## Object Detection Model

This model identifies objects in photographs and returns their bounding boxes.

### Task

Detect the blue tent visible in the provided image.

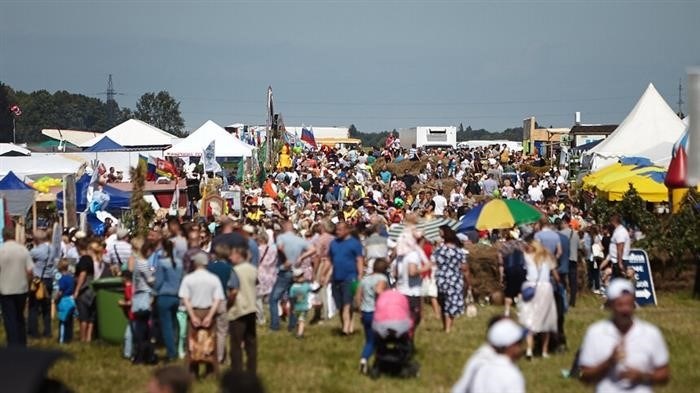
[0,171,35,215]
[85,136,124,152]
[0,171,33,191]
[56,174,131,212]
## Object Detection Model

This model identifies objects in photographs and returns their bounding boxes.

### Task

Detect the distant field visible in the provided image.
[17,292,699,393]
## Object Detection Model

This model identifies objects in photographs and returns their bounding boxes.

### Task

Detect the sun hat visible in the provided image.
[487,318,527,348]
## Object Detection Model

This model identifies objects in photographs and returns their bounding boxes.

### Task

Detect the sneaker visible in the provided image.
[542,352,550,359]
[359,358,368,375]
[560,369,571,379]
[525,349,533,361]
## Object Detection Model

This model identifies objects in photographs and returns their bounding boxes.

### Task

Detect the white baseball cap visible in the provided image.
[607,278,635,300]
[487,319,526,348]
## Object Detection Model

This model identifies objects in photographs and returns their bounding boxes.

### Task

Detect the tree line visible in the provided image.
[0,82,186,143]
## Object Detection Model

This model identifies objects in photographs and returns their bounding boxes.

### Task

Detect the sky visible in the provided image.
[1,0,699,133]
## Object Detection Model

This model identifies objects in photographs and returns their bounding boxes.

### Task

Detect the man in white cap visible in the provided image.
[579,278,670,392]
[452,317,526,393]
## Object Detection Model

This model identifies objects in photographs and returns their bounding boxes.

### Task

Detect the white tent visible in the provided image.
[164,120,253,157]
[0,143,31,156]
[0,153,84,179]
[586,83,686,169]
[80,119,179,148]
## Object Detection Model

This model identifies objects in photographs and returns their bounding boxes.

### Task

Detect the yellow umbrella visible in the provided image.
[601,172,668,202]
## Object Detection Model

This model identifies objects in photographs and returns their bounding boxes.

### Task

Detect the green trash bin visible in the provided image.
[93,277,128,345]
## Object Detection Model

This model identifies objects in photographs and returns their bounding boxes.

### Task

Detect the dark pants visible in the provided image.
[59,317,74,344]
[156,295,180,360]
[0,293,28,347]
[132,311,155,364]
[553,284,567,349]
[406,296,422,331]
[269,270,293,331]
[587,259,601,290]
[229,313,257,374]
[568,261,578,307]
[28,279,53,338]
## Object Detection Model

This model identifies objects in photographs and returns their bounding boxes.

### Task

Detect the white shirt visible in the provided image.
[178,269,225,309]
[452,346,525,393]
[609,225,631,262]
[528,185,543,202]
[579,318,669,393]
[396,251,421,297]
[433,195,448,216]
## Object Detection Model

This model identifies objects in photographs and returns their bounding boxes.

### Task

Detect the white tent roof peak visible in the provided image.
[164,120,253,157]
[79,119,179,148]
[587,83,686,168]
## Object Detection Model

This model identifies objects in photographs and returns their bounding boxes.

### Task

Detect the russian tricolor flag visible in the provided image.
[301,127,317,148]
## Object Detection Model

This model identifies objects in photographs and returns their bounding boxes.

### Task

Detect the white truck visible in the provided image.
[398,126,457,149]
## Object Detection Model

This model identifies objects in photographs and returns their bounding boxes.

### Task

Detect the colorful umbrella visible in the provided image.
[387,217,459,242]
[458,199,542,231]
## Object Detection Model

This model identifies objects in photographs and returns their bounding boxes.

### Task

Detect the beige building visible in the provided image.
[522,117,570,159]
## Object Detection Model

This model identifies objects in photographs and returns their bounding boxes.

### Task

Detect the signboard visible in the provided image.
[627,249,657,306]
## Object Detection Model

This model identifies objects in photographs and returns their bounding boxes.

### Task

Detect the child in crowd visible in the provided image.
[118,270,134,359]
[289,268,311,339]
[56,260,76,344]
[354,258,389,374]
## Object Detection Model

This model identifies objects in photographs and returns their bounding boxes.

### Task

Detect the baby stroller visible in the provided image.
[369,290,420,379]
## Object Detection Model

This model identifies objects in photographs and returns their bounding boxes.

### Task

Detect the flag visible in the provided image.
[301,127,317,148]
[9,104,21,116]
[203,140,222,173]
[156,158,177,179]
[267,86,274,126]
[147,156,157,181]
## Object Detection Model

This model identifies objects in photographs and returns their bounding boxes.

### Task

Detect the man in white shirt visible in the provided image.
[609,214,631,278]
[432,189,448,217]
[579,279,670,392]
[179,252,225,372]
[528,180,544,202]
[452,317,526,393]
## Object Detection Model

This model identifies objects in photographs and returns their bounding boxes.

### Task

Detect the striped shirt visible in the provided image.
[107,240,132,268]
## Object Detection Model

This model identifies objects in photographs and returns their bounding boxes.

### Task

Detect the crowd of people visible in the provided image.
[0,140,671,392]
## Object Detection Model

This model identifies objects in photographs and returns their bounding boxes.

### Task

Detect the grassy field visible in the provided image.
[23,292,700,393]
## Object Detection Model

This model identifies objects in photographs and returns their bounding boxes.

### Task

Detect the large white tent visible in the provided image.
[586,83,686,169]
[164,120,253,157]
[80,119,179,148]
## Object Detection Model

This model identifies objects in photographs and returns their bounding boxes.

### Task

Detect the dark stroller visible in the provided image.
[369,290,419,379]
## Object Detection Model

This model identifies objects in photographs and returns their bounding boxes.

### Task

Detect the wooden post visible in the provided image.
[32,196,37,231]
[63,174,77,228]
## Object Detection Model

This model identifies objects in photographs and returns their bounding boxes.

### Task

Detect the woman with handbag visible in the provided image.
[519,239,559,360]
[433,225,470,334]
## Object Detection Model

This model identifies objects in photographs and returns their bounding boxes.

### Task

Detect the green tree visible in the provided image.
[135,91,186,137]
[0,82,17,143]
[124,161,155,238]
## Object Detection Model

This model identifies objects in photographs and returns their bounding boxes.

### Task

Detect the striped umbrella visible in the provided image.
[388,217,460,242]
[458,199,542,232]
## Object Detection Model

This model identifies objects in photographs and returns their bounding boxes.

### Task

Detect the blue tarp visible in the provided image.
[574,139,603,152]
[56,174,131,212]
[85,136,124,152]
[0,171,33,190]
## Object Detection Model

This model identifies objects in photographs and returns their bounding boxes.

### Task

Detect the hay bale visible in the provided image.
[466,244,501,300]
